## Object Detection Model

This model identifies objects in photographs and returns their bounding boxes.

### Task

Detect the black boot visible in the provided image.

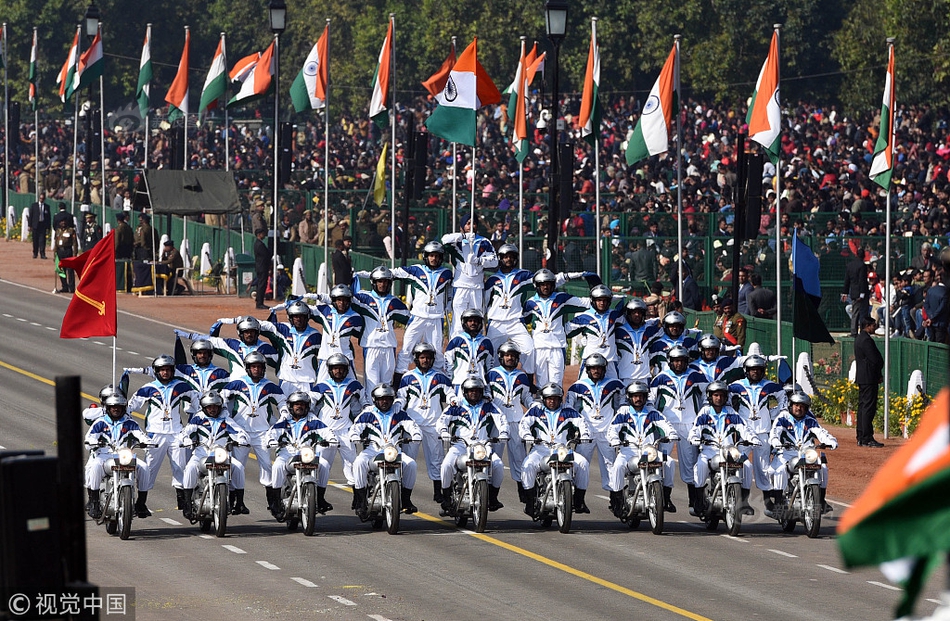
[401,487,417,514]
[271,487,287,522]
[693,486,707,517]
[182,488,195,520]
[353,487,368,518]
[526,373,537,394]
[351,485,359,510]
[517,482,527,503]
[523,486,537,517]
[433,480,444,503]
[764,490,778,518]
[740,488,754,516]
[440,487,454,516]
[87,489,102,520]
[663,486,676,513]
[686,484,696,510]
[176,488,188,511]
[134,491,151,518]
[608,490,624,517]
[317,486,333,513]
[228,490,237,514]
[392,372,404,388]
[233,489,250,515]
[819,487,832,514]
[488,486,504,511]
[574,488,590,514]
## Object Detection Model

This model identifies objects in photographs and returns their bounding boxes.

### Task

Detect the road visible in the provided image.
[0,279,943,621]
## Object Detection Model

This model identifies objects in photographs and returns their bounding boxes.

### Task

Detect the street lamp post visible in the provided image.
[82,2,99,208]
[545,0,568,271]
[269,0,286,303]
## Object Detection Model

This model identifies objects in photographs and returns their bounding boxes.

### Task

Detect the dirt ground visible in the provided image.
[1,234,902,505]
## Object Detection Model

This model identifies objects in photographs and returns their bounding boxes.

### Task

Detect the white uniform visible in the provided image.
[444,331,494,388]
[310,377,364,486]
[484,268,536,374]
[348,406,421,489]
[392,264,454,373]
[768,411,837,491]
[519,403,591,490]
[615,319,660,384]
[486,366,534,483]
[396,368,454,482]
[178,324,279,380]
[351,285,410,394]
[221,376,288,487]
[437,400,508,489]
[179,413,249,489]
[688,406,758,490]
[606,405,678,491]
[258,320,323,393]
[266,413,336,489]
[523,284,590,387]
[441,232,497,335]
[566,377,624,491]
[128,378,199,490]
[730,378,787,491]
[84,414,150,491]
[651,368,707,486]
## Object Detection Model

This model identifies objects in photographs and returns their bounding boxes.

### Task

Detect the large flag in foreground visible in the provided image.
[790,235,835,344]
[199,34,227,116]
[59,231,117,338]
[578,23,601,147]
[136,25,152,120]
[165,28,190,121]
[746,30,781,163]
[290,25,329,113]
[626,43,678,165]
[870,45,896,190]
[838,388,950,618]
[228,41,275,107]
[369,19,393,129]
[425,37,501,147]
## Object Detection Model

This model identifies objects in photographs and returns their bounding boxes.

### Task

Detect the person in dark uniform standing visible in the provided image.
[114,212,135,292]
[853,317,884,447]
[28,192,52,259]
[842,246,869,337]
[254,229,271,310]
[332,236,353,286]
[81,212,103,252]
[54,217,79,293]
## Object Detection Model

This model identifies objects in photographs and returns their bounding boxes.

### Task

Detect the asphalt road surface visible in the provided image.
[0,280,944,621]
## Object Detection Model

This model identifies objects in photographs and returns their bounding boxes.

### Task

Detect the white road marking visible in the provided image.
[328,595,357,606]
[867,581,901,591]
[368,615,393,621]
[827,499,852,508]
[222,545,246,554]
[0,445,5,450]
[2,314,12,317]
[595,494,609,501]
[127,351,139,356]
[93,341,105,345]
[817,564,849,574]
[291,577,318,588]
[927,599,942,605]
[30,322,40,326]
[45,326,55,330]
[159,517,182,526]
[198,534,214,539]
[256,561,280,571]
[768,549,797,558]
[16,317,26,322]
[720,534,748,543]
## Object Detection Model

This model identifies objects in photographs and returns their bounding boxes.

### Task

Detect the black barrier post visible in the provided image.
[55,376,87,585]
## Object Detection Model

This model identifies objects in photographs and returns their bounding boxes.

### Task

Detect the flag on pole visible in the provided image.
[28,29,38,111]
[228,40,275,108]
[511,44,529,163]
[165,28,190,121]
[57,29,80,102]
[199,34,227,116]
[790,235,835,344]
[578,24,601,147]
[837,388,950,618]
[59,231,117,338]
[421,45,456,99]
[425,37,501,147]
[625,42,678,166]
[136,25,152,119]
[290,25,329,113]
[504,44,526,125]
[75,24,104,92]
[229,52,260,82]
[526,45,546,86]
[369,19,393,129]
[374,143,388,206]
[746,31,781,163]
[870,45,896,190]
[0,25,5,69]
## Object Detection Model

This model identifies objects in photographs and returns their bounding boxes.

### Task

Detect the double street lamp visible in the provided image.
[545,0,568,270]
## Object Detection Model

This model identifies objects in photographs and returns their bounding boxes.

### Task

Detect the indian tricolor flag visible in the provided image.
[290,25,329,113]
[165,27,190,121]
[75,24,104,92]
[625,41,678,166]
[421,42,455,99]
[578,20,601,147]
[28,28,37,111]
[837,388,950,618]
[57,28,80,103]
[199,34,227,116]
[369,18,393,129]
[511,42,529,163]
[425,37,500,147]
[136,25,152,120]
[870,44,896,190]
[228,41,275,107]
[746,30,781,163]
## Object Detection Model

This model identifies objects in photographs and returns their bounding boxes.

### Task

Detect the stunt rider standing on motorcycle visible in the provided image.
[268,391,337,516]
[178,391,249,520]
[310,353,365,496]
[486,341,535,503]
[768,391,838,515]
[606,381,679,517]
[688,381,759,517]
[349,384,423,516]
[178,316,279,380]
[519,384,592,516]
[444,308,494,390]
[84,394,152,519]
[437,377,509,514]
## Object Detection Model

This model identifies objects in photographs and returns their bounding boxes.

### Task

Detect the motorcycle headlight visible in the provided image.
[472,443,488,461]
[556,444,570,462]
[804,447,820,465]
[643,446,658,462]
[213,447,229,464]
[383,444,399,463]
[726,445,742,462]
[300,446,316,464]
[117,448,134,466]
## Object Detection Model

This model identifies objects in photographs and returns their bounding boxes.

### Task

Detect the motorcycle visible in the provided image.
[616,436,672,535]
[697,433,753,536]
[272,438,337,536]
[441,436,499,533]
[89,439,153,540]
[358,437,411,535]
[185,440,245,538]
[772,441,829,538]
[527,439,586,534]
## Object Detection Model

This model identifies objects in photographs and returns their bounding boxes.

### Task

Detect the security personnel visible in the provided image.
[616,297,661,385]
[567,285,624,378]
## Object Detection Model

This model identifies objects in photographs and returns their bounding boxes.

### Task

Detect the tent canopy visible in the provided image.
[144,170,241,215]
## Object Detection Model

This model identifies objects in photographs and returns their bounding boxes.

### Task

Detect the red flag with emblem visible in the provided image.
[60,231,117,338]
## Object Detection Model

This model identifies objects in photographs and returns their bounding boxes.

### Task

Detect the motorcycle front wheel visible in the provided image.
[647,480,664,535]
[556,480,573,534]
[384,480,401,535]
[213,482,228,538]
[803,485,822,538]
[301,483,317,537]
[118,486,133,540]
[472,480,489,534]
[724,482,741,537]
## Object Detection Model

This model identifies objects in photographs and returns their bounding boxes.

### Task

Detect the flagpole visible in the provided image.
[883,37,895,439]
[773,23,783,363]
[470,145,476,232]
[142,24,151,171]
[389,13,396,269]
[323,18,331,287]
[71,24,82,215]
[674,34,684,303]
[222,32,229,177]
[272,32,280,299]
[2,23,8,224]
[518,35,526,269]
[184,26,190,176]
[99,69,106,225]
[451,35,457,234]
[34,27,41,202]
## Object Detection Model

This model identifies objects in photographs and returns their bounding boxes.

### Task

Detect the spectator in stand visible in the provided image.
[922,264,948,344]
[736,267,753,314]
[332,237,353,287]
[746,273,777,320]
[911,242,937,273]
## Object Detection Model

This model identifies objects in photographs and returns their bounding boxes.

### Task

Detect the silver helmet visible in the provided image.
[286,300,311,317]
[590,284,612,299]
[497,340,521,357]
[699,334,722,351]
[286,391,311,407]
[412,342,437,358]
[743,354,768,370]
[326,353,349,368]
[625,297,648,313]
[98,384,121,403]
[330,284,352,299]
[539,383,564,399]
[243,351,267,366]
[497,243,519,257]
[237,316,261,332]
[190,339,214,356]
[667,345,690,360]
[152,354,176,371]
[706,381,730,396]
[371,384,396,401]
[103,393,128,408]
[626,380,650,397]
[370,266,394,282]
[199,390,225,410]
[663,311,686,326]
[789,391,812,406]
[461,377,486,392]
[422,241,444,256]
[460,308,484,323]
[585,353,608,368]
[533,269,557,286]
